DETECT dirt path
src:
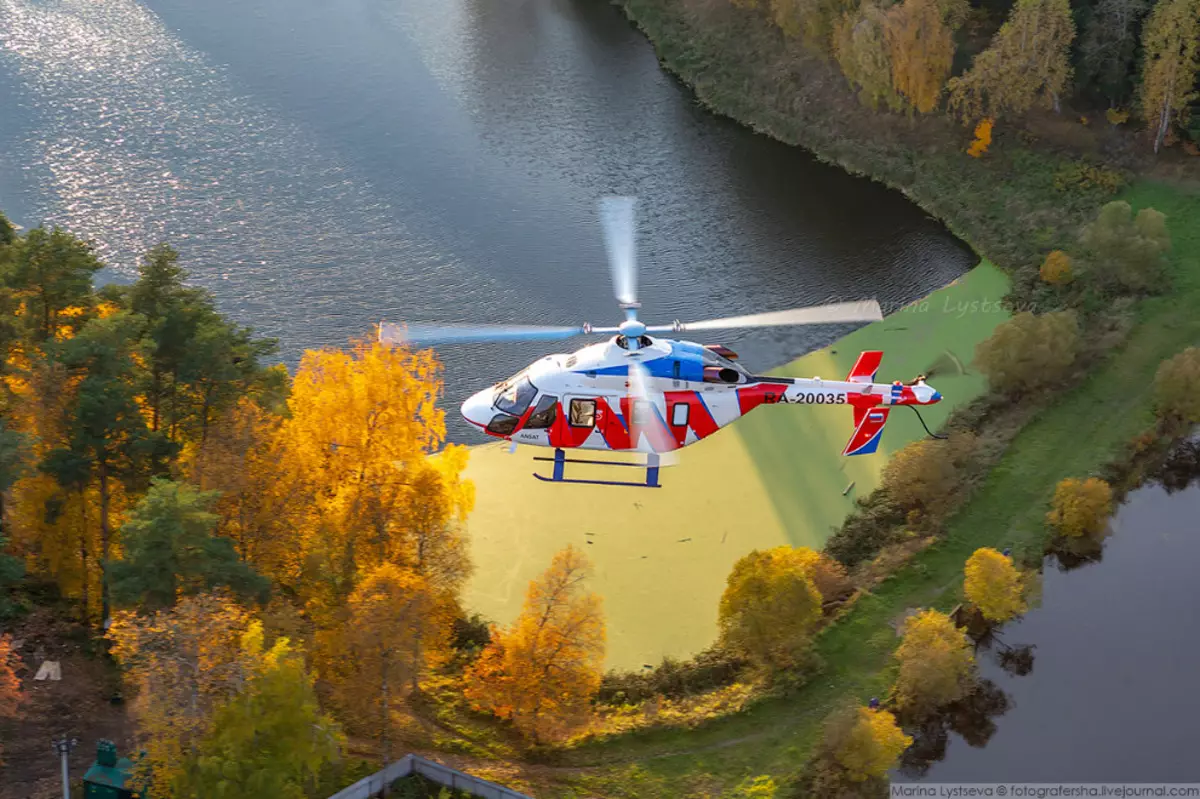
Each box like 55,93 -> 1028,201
0,610 -> 133,799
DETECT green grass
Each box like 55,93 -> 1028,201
461,263 -> 1008,673
539,181 -> 1200,797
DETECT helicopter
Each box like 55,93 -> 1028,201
379,197 -> 943,488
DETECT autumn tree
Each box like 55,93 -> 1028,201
279,339 -> 471,604
0,633 -> 25,761
832,706 -> 913,781
835,3 -> 904,111
718,547 -> 823,670
894,610 -> 974,718
175,635 -> 343,799
974,310 -> 1080,395
1154,347 -> 1200,423
885,0 -> 954,113
184,397 -> 297,580
107,592 -> 259,795
1077,201 -> 1171,292
759,0 -> 856,53
322,563 -> 439,764
109,478 -> 269,612
882,431 -> 978,516
1077,0 -> 1151,106
1039,250 -> 1074,285
1047,477 -> 1112,537
1139,0 -> 1200,153
946,0 -> 1076,122
964,548 -> 1026,623
464,546 -> 605,744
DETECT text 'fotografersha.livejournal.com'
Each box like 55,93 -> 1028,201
890,785 -> 1200,799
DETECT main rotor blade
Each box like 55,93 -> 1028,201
379,322 -> 590,347
627,360 -> 679,465
647,300 -> 883,333
599,196 -> 638,308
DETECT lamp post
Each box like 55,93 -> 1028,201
52,736 -> 78,799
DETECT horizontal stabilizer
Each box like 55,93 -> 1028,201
843,407 -> 890,456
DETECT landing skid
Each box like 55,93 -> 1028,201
532,448 -> 663,488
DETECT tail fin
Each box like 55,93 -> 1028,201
846,350 -> 883,384
843,407 -> 890,456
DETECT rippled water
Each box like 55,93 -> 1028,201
0,0 -> 975,442
894,464 -> 1200,782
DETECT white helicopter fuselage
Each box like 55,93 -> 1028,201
460,335 -> 940,456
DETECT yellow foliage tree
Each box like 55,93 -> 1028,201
464,546 -> 605,744
885,0 -> 955,114
881,431 -> 978,515
1039,250 -> 1074,285
107,592 -> 259,795
834,707 -> 913,781
1046,477 -> 1112,537
277,339 -> 473,604
964,547 -> 1026,623
894,609 -> 975,717
318,563 -> 437,764
1154,347 -> 1200,423
718,547 -> 823,670
1138,0 -> 1200,153
947,0 -> 1076,122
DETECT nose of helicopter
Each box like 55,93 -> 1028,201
931,389 -> 942,402
461,389 -> 494,429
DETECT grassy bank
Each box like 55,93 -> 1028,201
613,0 -> 1153,290
462,262 -> 1008,672
537,183 -> 1200,799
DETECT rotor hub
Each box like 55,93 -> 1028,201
619,319 -> 647,338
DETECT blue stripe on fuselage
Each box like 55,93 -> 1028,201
578,340 -> 706,382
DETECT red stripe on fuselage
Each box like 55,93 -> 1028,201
736,383 -> 791,416
663,391 -> 720,445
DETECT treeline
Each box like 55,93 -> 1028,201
0,212 -> 614,796
732,0 -> 1200,152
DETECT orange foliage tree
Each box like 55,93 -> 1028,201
967,118 -> 994,157
886,0 -> 955,113
464,546 -> 606,744
718,546 -> 824,670
1039,249 -> 1074,284
0,634 -> 26,762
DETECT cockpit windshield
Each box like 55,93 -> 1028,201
495,375 -> 537,416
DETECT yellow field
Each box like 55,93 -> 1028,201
461,262 -> 1010,671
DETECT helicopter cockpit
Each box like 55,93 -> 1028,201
482,372 -> 558,437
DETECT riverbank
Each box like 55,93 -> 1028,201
547,184 -> 1199,799
462,261 -> 1008,672
515,1 -> 1200,796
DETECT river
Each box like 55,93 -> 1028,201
0,0 -> 975,442
893,450 -> 1200,783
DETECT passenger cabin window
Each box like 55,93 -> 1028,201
524,395 -> 558,429
671,403 -> 689,426
495,376 -> 537,416
569,398 -> 596,427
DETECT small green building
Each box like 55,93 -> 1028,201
83,740 -> 135,799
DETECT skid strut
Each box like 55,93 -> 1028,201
532,448 -> 662,488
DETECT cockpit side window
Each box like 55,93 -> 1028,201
495,376 -> 537,416
524,394 -> 558,429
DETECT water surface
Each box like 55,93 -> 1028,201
0,0 -> 975,441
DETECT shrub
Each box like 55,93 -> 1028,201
974,311 -> 1079,395
1077,201 -> 1171,293
1154,347 -> 1200,424
1039,250 -> 1073,285
718,548 -> 823,671
881,431 -> 979,514
1052,162 -> 1125,196
967,118 -> 993,157
963,547 -> 1026,623
1046,477 -> 1112,537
